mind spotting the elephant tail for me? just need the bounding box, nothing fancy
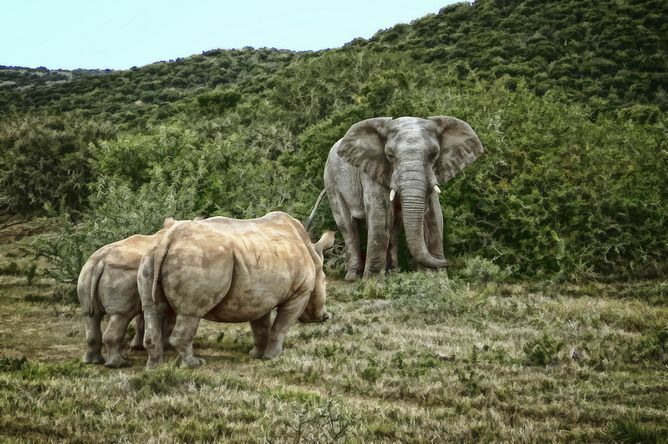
[304,189,328,233]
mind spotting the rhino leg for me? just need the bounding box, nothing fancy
[103,313,134,368]
[263,293,309,359]
[170,314,205,368]
[83,312,105,364]
[162,311,176,349]
[249,312,272,359]
[143,312,164,369]
[129,314,144,350]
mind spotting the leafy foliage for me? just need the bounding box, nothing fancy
[0,115,116,215]
[523,332,564,366]
[1,1,666,280]
[358,0,668,112]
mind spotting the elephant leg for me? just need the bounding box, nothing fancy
[83,312,105,364]
[263,294,309,359]
[249,312,272,359]
[103,313,134,368]
[129,314,144,350]
[170,314,205,368]
[424,191,446,262]
[328,190,363,281]
[363,189,393,277]
[387,213,401,272]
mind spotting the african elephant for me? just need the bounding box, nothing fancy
[324,116,484,280]
[138,212,335,368]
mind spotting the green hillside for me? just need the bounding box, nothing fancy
[1,0,666,280]
[359,0,668,112]
[0,48,297,125]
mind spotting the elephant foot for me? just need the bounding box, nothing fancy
[181,356,206,368]
[262,347,283,360]
[249,346,265,359]
[130,340,145,350]
[83,351,105,365]
[345,270,360,282]
[105,356,131,368]
[363,270,386,280]
[145,357,163,370]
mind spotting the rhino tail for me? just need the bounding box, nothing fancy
[86,261,105,316]
[150,233,172,306]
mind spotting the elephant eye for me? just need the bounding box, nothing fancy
[387,152,395,161]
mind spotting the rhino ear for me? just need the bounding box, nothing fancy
[429,116,484,184]
[163,217,176,228]
[336,117,392,185]
[313,230,336,258]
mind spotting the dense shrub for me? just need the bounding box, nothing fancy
[2,1,667,281]
[0,115,116,216]
[38,177,200,283]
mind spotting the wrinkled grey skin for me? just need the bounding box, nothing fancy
[77,219,178,368]
[138,212,335,369]
[325,116,484,280]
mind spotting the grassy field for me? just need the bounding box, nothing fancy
[1,223,667,443]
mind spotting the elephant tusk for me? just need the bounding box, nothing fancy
[389,189,396,202]
[433,185,441,194]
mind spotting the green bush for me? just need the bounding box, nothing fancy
[523,332,564,366]
[37,177,201,284]
[0,115,115,216]
[2,1,667,281]
[457,256,511,283]
[608,417,668,444]
[196,88,242,113]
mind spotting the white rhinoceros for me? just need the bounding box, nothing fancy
[138,211,335,368]
[76,218,178,367]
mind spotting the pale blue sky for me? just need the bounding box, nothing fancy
[1,0,458,70]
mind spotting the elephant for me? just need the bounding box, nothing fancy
[323,116,484,281]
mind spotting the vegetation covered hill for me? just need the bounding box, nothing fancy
[1,0,666,280]
[0,48,297,125]
[358,0,668,113]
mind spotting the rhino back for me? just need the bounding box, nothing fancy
[160,219,316,322]
[78,233,160,315]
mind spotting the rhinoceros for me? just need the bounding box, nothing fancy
[76,218,179,368]
[138,211,335,368]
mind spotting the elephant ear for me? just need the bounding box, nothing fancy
[336,117,392,185]
[429,116,484,184]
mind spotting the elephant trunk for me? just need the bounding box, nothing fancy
[399,179,448,269]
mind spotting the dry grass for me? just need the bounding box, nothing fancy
[1,223,667,443]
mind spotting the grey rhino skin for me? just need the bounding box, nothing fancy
[138,211,335,368]
[324,116,484,280]
[77,219,178,368]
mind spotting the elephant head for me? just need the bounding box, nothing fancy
[336,116,484,269]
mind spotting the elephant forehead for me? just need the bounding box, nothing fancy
[389,118,436,140]
[390,128,435,147]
